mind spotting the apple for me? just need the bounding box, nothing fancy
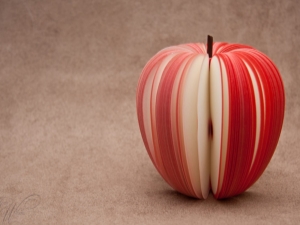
[136,36,285,199]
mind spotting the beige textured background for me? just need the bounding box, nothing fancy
[1,0,299,224]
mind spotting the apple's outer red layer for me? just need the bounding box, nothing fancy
[136,42,285,199]
[214,49,284,199]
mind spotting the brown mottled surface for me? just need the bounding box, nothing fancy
[0,0,299,224]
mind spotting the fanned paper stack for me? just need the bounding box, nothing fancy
[136,36,285,199]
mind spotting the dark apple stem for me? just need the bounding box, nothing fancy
[207,35,213,58]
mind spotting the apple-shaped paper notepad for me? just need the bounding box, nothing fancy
[136,36,285,199]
